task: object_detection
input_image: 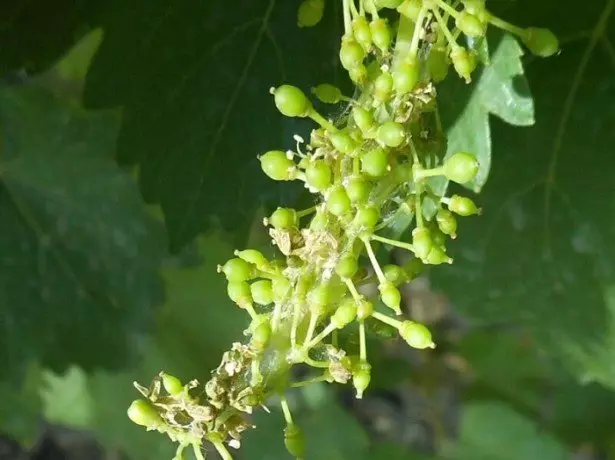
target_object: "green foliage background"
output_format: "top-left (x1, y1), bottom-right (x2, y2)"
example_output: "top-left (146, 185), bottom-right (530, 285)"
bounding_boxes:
top-left (1, 0), bottom-right (615, 458)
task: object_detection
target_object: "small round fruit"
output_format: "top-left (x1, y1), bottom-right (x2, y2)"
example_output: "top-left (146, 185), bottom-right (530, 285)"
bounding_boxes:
top-left (443, 152), bottom-right (479, 184)
top-left (234, 249), bottom-right (269, 270)
top-left (269, 207), bottom-right (298, 229)
top-left (448, 194), bottom-right (481, 216)
top-left (398, 320), bottom-right (435, 349)
top-left (374, 71), bottom-right (394, 102)
top-left (352, 16), bottom-right (373, 50)
top-left (412, 227), bottom-right (432, 260)
top-left (311, 83), bottom-right (343, 103)
top-left (352, 361), bottom-right (371, 398)
top-left (336, 253), bottom-right (359, 279)
top-left (352, 106), bottom-right (375, 134)
top-left (450, 47), bottom-right (477, 82)
top-left (250, 279), bottom-right (274, 305)
top-left (428, 47), bottom-right (450, 82)
top-left (397, 0), bottom-right (422, 20)
top-left (306, 160), bottom-right (332, 191)
top-left (383, 264), bottom-right (407, 286)
top-left (370, 18), bottom-right (392, 52)
top-left (379, 282), bottom-right (401, 313)
top-left (297, 0), bottom-right (325, 27)
top-left (227, 280), bottom-right (253, 307)
top-left (329, 131), bottom-right (357, 155)
top-left (522, 27), bottom-right (559, 57)
top-left (251, 319), bottom-right (271, 350)
top-left (456, 11), bottom-right (486, 37)
top-left (356, 299), bottom-right (374, 320)
top-left (377, 121), bottom-right (405, 147)
top-left (436, 208), bottom-right (457, 237)
top-left (393, 58), bottom-right (419, 94)
top-left (354, 206), bottom-right (380, 230)
top-left (327, 186), bottom-right (352, 216)
top-left (127, 399), bottom-right (162, 428)
top-left (259, 150), bottom-right (295, 181)
top-left (273, 85), bottom-right (312, 117)
top-left (346, 175), bottom-right (372, 203)
top-left (220, 257), bottom-right (254, 282)
top-left (272, 276), bottom-right (292, 301)
top-left (160, 372), bottom-right (183, 395)
top-left (361, 147), bottom-right (389, 177)
top-left (340, 37), bottom-right (366, 70)
top-left (332, 297), bottom-right (358, 329)
top-left (426, 245), bottom-right (452, 265)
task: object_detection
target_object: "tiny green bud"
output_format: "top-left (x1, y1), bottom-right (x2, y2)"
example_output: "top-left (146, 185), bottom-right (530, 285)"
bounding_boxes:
top-left (269, 207), bottom-right (298, 229)
top-left (379, 282), bottom-right (402, 314)
top-left (336, 253), bottom-right (359, 279)
top-left (377, 121), bottom-right (405, 147)
top-left (352, 16), bottom-right (373, 51)
top-left (370, 18), bottom-right (392, 53)
top-left (234, 249), bottom-right (270, 270)
top-left (448, 194), bottom-right (481, 216)
top-left (361, 147), bottom-right (389, 177)
top-left (260, 150), bottom-right (295, 181)
top-left (522, 27), bottom-right (559, 57)
top-left (397, 0), bottom-right (422, 21)
top-left (352, 106), bottom-right (375, 134)
top-left (345, 175), bottom-right (372, 203)
top-left (398, 320), bottom-right (435, 349)
top-left (311, 83), bottom-right (344, 103)
top-left (444, 152), bottom-right (479, 184)
top-left (220, 258), bottom-right (254, 282)
top-left (354, 206), bottom-right (380, 231)
top-left (272, 276), bottom-right (292, 301)
top-left (327, 186), bottom-right (352, 216)
top-left (412, 227), bottom-right (432, 260)
top-left (353, 361), bottom-right (371, 398)
top-left (306, 159), bottom-right (332, 191)
top-left (374, 70), bottom-right (394, 102)
top-left (450, 47), bottom-right (477, 82)
top-left (251, 319), bottom-right (272, 350)
top-left (329, 130), bottom-right (357, 155)
top-left (393, 58), bottom-right (419, 94)
top-left (356, 299), bottom-right (374, 320)
top-left (436, 208), bottom-right (457, 237)
top-left (425, 245), bottom-right (452, 265)
top-left (250, 279), bottom-right (274, 305)
top-left (340, 36), bottom-right (366, 71)
top-left (127, 399), bottom-right (162, 428)
top-left (383, 264), bottom-right (408, 286)
top-left (331, 297), bottom-right (358, 329)
top-left (456, 11), bottom-right (486, 37)
top-left (227, 280), bottom-right (253, 307)
top-left (273, 85), bottom-right (312, 117)
top-left (160, 372), bottom-right (183, 395)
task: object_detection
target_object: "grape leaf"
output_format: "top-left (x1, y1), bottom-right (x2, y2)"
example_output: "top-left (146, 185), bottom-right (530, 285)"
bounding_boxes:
top-left (432, 0), bottom-right (615, 388)
top-left (0, 85), bottom-right (165, 377)
top-left (84, 0), bottom-right (346, 252)
top-left (40, 366), bottom-right (93, 428)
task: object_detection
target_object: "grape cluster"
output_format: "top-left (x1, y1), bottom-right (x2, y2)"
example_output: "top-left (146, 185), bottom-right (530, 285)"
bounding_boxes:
top-left (127, 1), bottom-right (557, 459)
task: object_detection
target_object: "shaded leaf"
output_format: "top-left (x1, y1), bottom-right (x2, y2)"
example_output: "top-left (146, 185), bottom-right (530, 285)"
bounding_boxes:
top-left (40, 366), bottom-right (93, 428)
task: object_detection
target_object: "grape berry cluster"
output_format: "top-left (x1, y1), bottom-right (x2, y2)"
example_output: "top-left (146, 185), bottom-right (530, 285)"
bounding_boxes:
top-left (127, 1), bottom-right (557, 459)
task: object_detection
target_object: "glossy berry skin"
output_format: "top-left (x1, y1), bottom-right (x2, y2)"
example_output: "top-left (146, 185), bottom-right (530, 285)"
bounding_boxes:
top-left (273, 85), bottom-right (312, 118)
top-left (340, 37), bottom-right (366, 70)
top-left (127, 399), bottom-right (162, 428)
top-left (448, 194), bottom-right (480, 216)
top-left (260, 150), bottom-right (295, 181)
top-left (227, 281), bottom-right (253, 307)
top-left (345, 175), bottom-right (372, 203)
top-left (398, 321), bottom-right (434, 349)
top-left (311, 83), bottom-right (343, 103)
top-left (306, 160), bottom-right (332, 191)
top-left (377, 121), bottom-right (405, 147)
top-left (444, 152), bottom-right (479, 184)
top-left (297, 0), bottom-right (324, 27)
top-left (393, 59), bottom-right (419, 94)
top-left (354, 206), bottom-right (380, 231)
top-left (221, 258), bottom-right (254, 282)
top-left (327, 186), bottom-right (352, 216)
top-left (250, 279), bottom-right (274, 305)
top-left (269, 207), bottom-right (298, 229)
top-left (523, 28), bottom-right (559, 57)
top-left (160, 372), bottom-right (183, 395)
top-left (361, 147), bottom-right (389, 177)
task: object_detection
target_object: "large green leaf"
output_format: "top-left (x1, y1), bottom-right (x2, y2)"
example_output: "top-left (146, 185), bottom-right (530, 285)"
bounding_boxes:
top-left (0, 85), bottom-right (165, 377)
top-left (84, 0), bottom-right (346, 252)
top-left (432, 0), bottom-right (615, 388)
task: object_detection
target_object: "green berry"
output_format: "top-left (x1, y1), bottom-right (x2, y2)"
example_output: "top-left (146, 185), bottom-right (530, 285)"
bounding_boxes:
top-left (352, 106), bottom-right (375, 134)
top-left (311, 83), bottom-right (344, 103)
top-left (329, 131), bottom-right (357, 155)
top-left (425, 245), bottom-right (452, 265)
top-left (234, 249), bottom-right (269, 270)
top-left (397, 0), bottom-right (422, 21)
top-left (160, 372), bottom-right (183, 395)
top-left (269, 207), bottom-right (298, 229)
top-left (412, 227), bottom-right (432, 260)
top-left (379, 282), bottom-right (401, 314)
top-left (272, 276), bottom-right (292, 301)
top-left (356, 299), bottom-right (374, 320)
top-left (374, 71), bottom-right (394, 102)
top-left (361, 147), bottom-right (389, 177)
top-left (327, 186), bottom-right (352, 216)
top-left (297, 0), bottom-right (324, 27)
top-left (354, 206), bottom-right (380, 231)
top-left (259, 150), bottom-right (295, 181)
top-left (348, 65), bottom-right (368, 84)
top-left (456, 11), bottom-right (486, 37)
top-left (370, 18), bottom-right (392, 53)
top-left (309, 211), bottom-right (329, 231)
top-left (353, 361), bottom-right (371, 398)
top-left (307, 283), bottom-right (331, 309)
top-left (462, 0), bottom-right (486, 15)
top-left (345, 175), bottom-right (372, 203)
top-left (398, 320), bottom-right (434, 349)
top-left (375, 0), bottom-right (404, 8)
top-left (227, 280), bottom-right (253, 307)
top-left (431, 227), bottom-right (446, 248)
top-left (448, 194), bottom-right (480, 216)
top-left (393, 58), bottom-right (419, 94)
top-left (331, 297), bottom-right (358, 329)
top-left (306, 159), bottom-right (332, 191)
top-left (436, 208), bottom-right (457, 237)
top-left (220, 257), bottom-right (254, 282)
top-left (352, 16), bottom-right (373, 51)
top-left (428, 47), bottom-right (450, 82)
top-left (284, 424), bottom-right (306, 458)
top-left (273, 85), bottom-right (312, 117)
top-left (336, 253), bottom-right (359, 279)
top-left (340, 36), bottom-right (366, 70)
top-left (450, 47), bottom-right (477, 82)
top-left (383, 264), bottom-right (407, 286)
top-left (251, 319), bottom-right (271, 350)
top-left (127, 399), bottom-right (162, 428)
top-left (250, 279), bottom-right (274, 305)
top-left (403, 257), bottom-right (424, 279)
top-left (522, 28), bottom-right (559, 57)
top-left (444, 152), bottom-right (479, 184)
top-left (377, 121), bottom-right (405, 147)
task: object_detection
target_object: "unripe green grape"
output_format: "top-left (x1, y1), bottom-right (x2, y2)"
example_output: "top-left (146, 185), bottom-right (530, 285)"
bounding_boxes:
top-left (377, 121), bottom-right (405, 147)
top-left (450, 47), bottom-right (477, 82)
top-left (221, 258), bottom-right (254, 282)
top-left (329, 131), bottom-right (357, 155)
top-left (127, 399), bottom-right (162, 428)
top-left (427, 47), bottom-right (450, 82)
top-left (160, 372), bottom-right (183, 395)
top-left (398, 320), bottom-right (434, 349)
top-left (448, 194), bottom-right (480, 216)
top-left (251, 319), bottom-right (271, 350)
top-left (331, 297), bottom-right (358, 329)
top-left (373, 71), bottom-right (394, 102)
top-left (235, 249), bottom-right (269, 270)
top-left (348, 65), bottom-right (368, 84)
top-left (383, 264), bottom-right (408, 286)
top-left (272, 276), bottom-right (292, 301)
top-left (355, 205), bottom-right (380, 230)
top-left (352, 106), bottom-right (375, 134)
top-left (462, 0), bottom-right (486, 15)
top-left (227, 280), bottom-right (253, 307)
top-left (379, 282), bottom-right (401, 313)
top-left (522, 28), bottom-right (559, 57)
top-left (436, 208), bottom-right (457, 237)
top-left (273, 85), bottom-right (312, 117)
top-left (412, 227), bottom-right (432, 260)
top-left (356, 299), bottom-right (374, 320)
top-left (306, 159), bottom-right (332, 191)
top-left (308, 283), bottom-right (331, 310)
top-left (297, 0), bottom-right (324, 27)
top-left (430, 227), bottom-right (446, 248)
top-left (336, 253), bottom-right (359, 279)
top-left (309, 211), bottom-right (329, 231)
top-left (353, 361), bottom-right (371, 398)
top-left (311, 83), bottom-right (343, 104)
top-left (352, 16), bottom-right (373, 51)
top-left (361, 147), bottom-right (389, 177)
top-left (456, 11), bottom-right (486, 37)
top-left (259, 150), bottom-right (295, 181)
top-left (444, 152), bottom-right (479, 184)
top-left (393, 58), bottom-right (419, 94)
top-left (397, 0), bottom-right (422, 20)
top-left (370, 18), bottom-right (392, 53)
top-left (250, 279), bottom-right (274, 305)
top-left (284, 424), bottom-right (306, 457)
top-left (425, 245), bottom-right (452, 265)
top-left (340, 36), bottom-right (366, 71)
top-left (375, 0), bottom-right (403, 8)
top-left (345, 175), bottom-right (371, 203)
top-left (269, 207), bottom-right (298, 229)
top-left (327, 186), bottom-right (352, 216)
